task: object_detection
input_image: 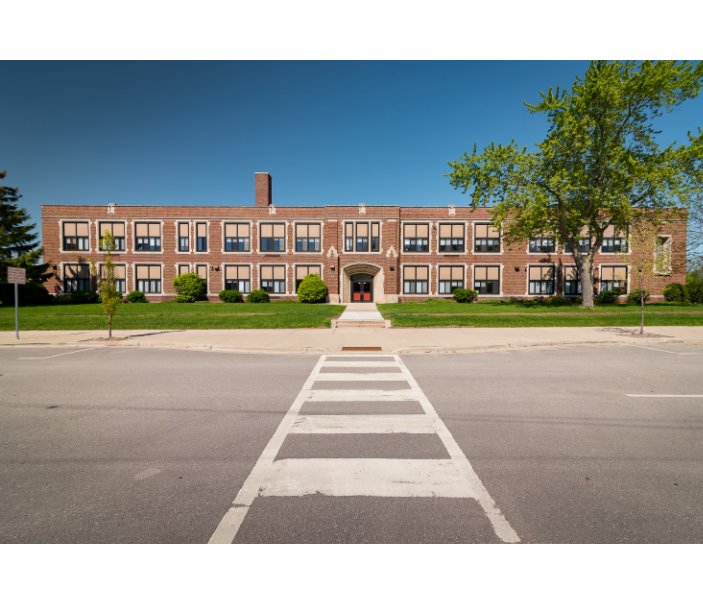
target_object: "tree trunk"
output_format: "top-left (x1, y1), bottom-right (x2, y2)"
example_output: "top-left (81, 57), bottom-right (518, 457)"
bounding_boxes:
top-left (580, 256), bottom-right (595, 308)
top-left (640, 292), bottom-right (645, 335)
top-left (108, 314), bottom-right (112, 339)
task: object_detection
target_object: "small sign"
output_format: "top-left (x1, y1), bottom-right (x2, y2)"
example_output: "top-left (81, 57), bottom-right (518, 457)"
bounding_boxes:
top-left (7, 267), bottom-right (26, 285)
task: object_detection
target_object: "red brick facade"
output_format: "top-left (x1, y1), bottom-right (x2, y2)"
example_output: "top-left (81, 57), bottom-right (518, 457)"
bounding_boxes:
top-left (41, 173), bottom-right (688, 302)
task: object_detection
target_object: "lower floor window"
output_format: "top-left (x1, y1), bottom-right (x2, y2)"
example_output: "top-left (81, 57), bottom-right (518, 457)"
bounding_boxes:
top-left (63, 263), bottom-right (91, 293)
top-left (224, 265), bottom-right (251, 293)
top-left (261, 279), bottom-right (285, 294)
top-left (438, 265), bottom-right (464, 294)
top-left (600, 265), bottom-right (628, 293)
top-left (295, 265), bottom-right (322, 291)
top-left (528, 265), bottom-right (555, 295)
top-left (226, 279), bottom-right (250, 293)
top-left (137, 279), bottom-right (161, 293)
top-left (260, 265), bottom-right (286, 294)
top-left (473, 265), bottom-right (500, 295)
top-left (135, 265), bottom-right (162, 294)
top-left (403, 265), bottom-right (429, 294)
top-left (563, 266), bottom-right (582, 295)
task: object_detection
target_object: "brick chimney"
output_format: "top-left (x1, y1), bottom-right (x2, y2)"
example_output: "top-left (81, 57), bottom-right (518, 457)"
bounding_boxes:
top-left (255, 172), bottom-right (272, 207)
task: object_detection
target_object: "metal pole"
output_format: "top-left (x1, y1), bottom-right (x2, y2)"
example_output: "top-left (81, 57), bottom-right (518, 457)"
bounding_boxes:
top-left (15, 282), bottom-right (19, 339)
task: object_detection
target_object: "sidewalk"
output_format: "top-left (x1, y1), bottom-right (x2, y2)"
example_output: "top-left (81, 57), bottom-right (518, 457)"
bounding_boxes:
top-left (2, 325), bottom-right (702, 354)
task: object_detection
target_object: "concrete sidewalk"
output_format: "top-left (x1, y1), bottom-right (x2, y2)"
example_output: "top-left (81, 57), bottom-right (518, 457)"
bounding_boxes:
top-left (2, 325), bottom-right (703, 355)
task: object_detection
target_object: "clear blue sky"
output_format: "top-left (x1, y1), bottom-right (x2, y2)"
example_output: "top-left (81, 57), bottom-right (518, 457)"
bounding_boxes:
top-left (2, 61), bottom-right (702, 236)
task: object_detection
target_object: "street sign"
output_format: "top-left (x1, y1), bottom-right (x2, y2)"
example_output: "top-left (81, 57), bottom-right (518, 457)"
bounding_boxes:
top-left (7, 267), bottom-right (26, 285)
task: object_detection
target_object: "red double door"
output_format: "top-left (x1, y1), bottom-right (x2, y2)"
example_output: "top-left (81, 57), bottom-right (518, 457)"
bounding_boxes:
top-left (351, 274), bottom-right (373, 302)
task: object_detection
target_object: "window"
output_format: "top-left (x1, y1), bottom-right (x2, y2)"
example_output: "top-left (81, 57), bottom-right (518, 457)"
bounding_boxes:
top-left (63, 263), bottom-right (91, 293)
top-left (344, 222), bottom-right (380, 252)
top-left (224, 223), bottom-right (250, 252)
top-left (403, 223), bottom-right (430, 253)
top-left (135, 264), bottom-right (162, 293)
top-left (260, 223), bottom-right (286, 252)
top-left (177, 222), bottom-right (190, 252)
top-left (196, 222), bottom-right (208, 252)
top-left (529, 235), bottom-right (555, 254)
top-left (655, 235), bottom-right (672, 275)
top-left (99, 263), bottom-right (127, 294)
top-left (438, 224), bottom-right (465, 253)
top-left (224, 265), bottom-right (251, 293)
top-left (528, 265), bottom-right (555, 295)
top-left (474, 265), bottom-right (500, 295)
top-left (260, 265), bottom-right (286, 293)
top-left (98, 222), bottom-right (126, 251)
top-left (135, 223), bottom-right (161, 252)
top-left (403, 265), bottom-right (429, 294)
top-left (474, 224), bottom-right (501, 253)
top-left (600, 266), bottom-right (628, 293)
top-left (196, 264), bottom-right (208, 291)
top-left (62, 222), bottom-right (89, 251)
top-left (601, 226), bottom-right (628, 253)
top-left (564, 237), bottom-right (590, 253)
top-left (177, 263), bottom-right (190, 276)
top-left (563, 266), bottom-right (582, 296)
top-left (438, 265), bottom-right (464, 294)
top-left (295, 223), bottom-right (322, 252)
top-left (295, 265), bottom-right (322, 291)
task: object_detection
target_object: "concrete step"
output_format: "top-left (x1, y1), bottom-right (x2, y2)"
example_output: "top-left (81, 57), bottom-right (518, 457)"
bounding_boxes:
top-left (334, 319), bottom-right (388, 328)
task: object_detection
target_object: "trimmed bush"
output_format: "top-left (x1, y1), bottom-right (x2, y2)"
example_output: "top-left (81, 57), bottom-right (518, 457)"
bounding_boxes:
top-left (0, 283), bottom-right (52, 306)
top-left (247, 289), bottom-right (270, 303)
top-left (663, 283), bottom-right (687, 303)
top-left (219, 289), bottom-right (244, 303)
top-left (686, 274), bottom-right (703, 304)
top-left (173, 272), bottom-right (206, 303)
top-left (125, 290), bottom-right (148, 303)
top-left (453, 288), bottom-right (477, 303)
top-left (545, 295), bottom-right (571, 306)
top-left (71, 291), bottom-right (99, 304)
top-left (626, 289), bottom-right (650, 305)
top-left (596, 289), bottom-right (620, 304)
top-left (297, 274), bottom-right (328, 303)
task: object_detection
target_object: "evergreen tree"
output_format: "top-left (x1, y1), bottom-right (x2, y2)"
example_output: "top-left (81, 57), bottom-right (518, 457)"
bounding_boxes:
top-left (0, 171), bottom-right (50, 283)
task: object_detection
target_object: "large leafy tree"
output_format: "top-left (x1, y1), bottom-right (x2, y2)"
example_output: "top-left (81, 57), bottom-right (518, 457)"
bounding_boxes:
top-left (0, 171), bottom-right (50, 284)
top-left (448, 61), bottom-right (703, 307)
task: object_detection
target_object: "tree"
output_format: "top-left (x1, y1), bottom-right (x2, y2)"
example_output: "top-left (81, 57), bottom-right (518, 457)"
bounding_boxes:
top-left (95, 232), bottom-right (122, 338)
top-left (625, 218), bottom-right (660, 334)
top-left (173, 272), bottom-right (206, 303)
top-left (448, 61), bottom-right (703, 307)
top-left (0, 171), bottom-right (50, 284)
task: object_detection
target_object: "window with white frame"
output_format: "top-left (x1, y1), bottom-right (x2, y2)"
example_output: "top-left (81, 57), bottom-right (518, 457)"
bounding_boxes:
top-left (295, 265), bottom-right (322, 291)
top-left (474, 223), bottom-right (501, 253)
top-left (224, 223), bottom-right (250, 252)
top-left (98, 222), bottom-right (126, 251)
top-left (135, 264), bottom-right (162, 293)
top-left (177, 222), bottom-right (190, 252)
top-left (655, 235), bottom-right (672, 275)
top-left (403, 265), bottom-right (429, 294)
top-left (62, 222), bottom-right (90, 251)
top-left (563, 265), bottom-right (582, 296)
top-left (63, 263), bottom-right (91, 293)
top-left (529, 235), bottom-right (555, 254)
top-left (438, 265), bottom-right (464, 294)
top-left (601, 225), bottom-right (628, 253)
top-left (474, 265), bottom-right (500, 295)
top-left (177, 263), bottom-right (190, 276)
top-left (260, 223), bottom-right (286, 252)
top-left (196, 263), bottom-right (208, 290)
top-left (345, 222), bottom-right (380, 252)
top-left (438, 224), bottom-right (464, 253)
top-left (600, 266), bottom-right (628, 293)
top-left (403, 223), bottom-right (430, 253)
top-left (260, 265), bottom-right (286, 293)
top-left (195, 222), bottom-right (208, 252)
top-left (224, 265), bottom-right (250, 293)
top-left (295, 223), bottom-right (322, 252)
top-left (135, 223), bottom-right (161, 252)
top-left (99, 263), bottom-right (127, 294)
top-left (528, 265), bottom-right (555, 295)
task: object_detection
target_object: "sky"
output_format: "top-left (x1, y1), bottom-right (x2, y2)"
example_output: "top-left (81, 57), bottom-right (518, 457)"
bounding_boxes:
top-left (2, 61), bottom-right (702, 239)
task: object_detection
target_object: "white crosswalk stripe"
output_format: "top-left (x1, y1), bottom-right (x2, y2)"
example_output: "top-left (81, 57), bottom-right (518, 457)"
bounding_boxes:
top-left (208, 353), bottom-right (519, 544)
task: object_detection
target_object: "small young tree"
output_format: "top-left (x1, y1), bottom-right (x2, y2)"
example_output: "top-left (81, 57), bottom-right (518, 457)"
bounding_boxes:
top-left (95, 232), bottom-right (122, 338)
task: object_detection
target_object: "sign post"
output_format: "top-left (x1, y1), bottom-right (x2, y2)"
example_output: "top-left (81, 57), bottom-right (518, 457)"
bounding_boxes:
top-left (7, 267), bottom-right (26, 340)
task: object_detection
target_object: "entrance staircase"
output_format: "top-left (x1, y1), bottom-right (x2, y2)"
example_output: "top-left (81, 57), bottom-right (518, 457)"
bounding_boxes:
top-left (333, 303), bottom-right (389, 328)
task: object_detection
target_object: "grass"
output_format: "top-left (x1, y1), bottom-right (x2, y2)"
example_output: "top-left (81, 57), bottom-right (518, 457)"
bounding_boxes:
top-left (0, 301), bottom-right (345, 330)
top-left (377, 299), bottom-right (703, 328)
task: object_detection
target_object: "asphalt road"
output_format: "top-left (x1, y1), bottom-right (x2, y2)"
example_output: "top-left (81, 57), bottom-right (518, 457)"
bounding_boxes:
top-left (1, 341), bottom-right (701, 543)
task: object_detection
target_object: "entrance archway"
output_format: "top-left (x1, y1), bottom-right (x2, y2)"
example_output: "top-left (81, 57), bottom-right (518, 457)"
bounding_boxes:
top-left (350, 273), bottom-right (374, 302)
top-left (342, 263), bottom-right (385, 303)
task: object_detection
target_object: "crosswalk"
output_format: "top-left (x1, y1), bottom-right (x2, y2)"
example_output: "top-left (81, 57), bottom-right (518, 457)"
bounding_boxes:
top-left (208, 354), bottom-right (519, 543)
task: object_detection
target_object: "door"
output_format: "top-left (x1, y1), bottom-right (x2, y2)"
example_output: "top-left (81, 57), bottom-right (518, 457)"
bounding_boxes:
top-left (351, 274), bottom-right (373, 302)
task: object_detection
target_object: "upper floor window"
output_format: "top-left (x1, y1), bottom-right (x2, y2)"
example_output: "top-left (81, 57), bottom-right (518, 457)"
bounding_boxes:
top-left (601, 226), bottom-right (628, 253)
top-left (529, 235), bottom-right (556, 254)
top-left (344, 222), bottom-right (380, 253)
top-left (196, 222), bottom-right (208, 252)
top-left (62, 222), bottom-right (89, 251)
top-left (98, 222), bottom-right (126, 252)
top-left (600, 265), bottom-right (628, 293)
top-left (260, 223), bottom-right (286, 252)
top-left (224, 265), bottom-right (251, 293)
top-left (474, 223), bottom-right (501, 253)
top-left (403, 223), bottom-right (430, 253)
top-left (563, 266), bottom-right (582, 296)
top-left (438, 265), bottom-right (464, 294)
top-left (438, 224), bottom-right (465, 253)
top-left (295, 223), bottom-right (322, 252)
top-left (528, 265), bottom-right (555, 295)
top-left (403, 265), bottom-right (429, 294)
top-left (295, 265), bottom-right (322, 291)
top-left (564, 237), bottom-right (591, 254)
top-left (135, 222), bottom-right (161, 252)
top-left (135, 264), bottom-right (162, 293)
top-left (177, 222), bottom-right (190, 252)
top-left (224, 223), bottom-right (250, 252)
top-left (260, 264), bottom-right (286, 293)
top-left (474, 265), bottom-right (500, 295)
top-left (63, 263), bottom-right (91, 293)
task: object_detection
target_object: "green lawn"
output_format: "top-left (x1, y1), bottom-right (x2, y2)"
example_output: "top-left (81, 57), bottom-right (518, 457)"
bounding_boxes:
top-left (377, 300), bottom-right (703, 327)
top-left (0, 301), bottom-right (345, 330)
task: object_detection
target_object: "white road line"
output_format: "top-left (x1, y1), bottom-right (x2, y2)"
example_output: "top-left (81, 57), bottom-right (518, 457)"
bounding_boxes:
top-left (18, 347), bottom-right (101, 360)
top-left (626, 394), bottom-right (703, 398)
top-left (260, 459), bottom-right (476, 498)
top-left (620, 343), bottom-right (701, 355)
top-left (290, 414), bottom-right (437, 434)
top-left (306, 389), bottom-right (419, 401)
top-left (313, 372), bottom-right (409, 381)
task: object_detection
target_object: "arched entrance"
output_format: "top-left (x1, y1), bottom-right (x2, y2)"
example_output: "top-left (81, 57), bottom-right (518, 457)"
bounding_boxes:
top-left (350, 273), bottom-right (374, 302)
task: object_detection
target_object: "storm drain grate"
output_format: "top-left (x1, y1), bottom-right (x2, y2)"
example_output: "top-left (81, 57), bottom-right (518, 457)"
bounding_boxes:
top-left (340, 346), bottom-right (383, 352)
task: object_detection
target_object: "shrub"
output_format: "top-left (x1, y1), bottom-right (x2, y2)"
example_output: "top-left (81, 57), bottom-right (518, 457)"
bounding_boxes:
top-left (453, 288), bottom-right (477, 303)
top-left (297, 274), bottom-right (328, 303)
top-left (219, 289), bottom-right (244, 303)
top-left (71, 291), bottom-right (99, 304)
top-left (247, 289), bottom-right (270, 303)
top-left (627, 289), bottom-right (650, 305)
top-left (0, 283), bottom-right (52, 306)
top-left (173, 272), bottom-right (206, 303)
top-left (125, 290), bottom-right (148, 303)
top-left (663, 283), bottom-right (687, 303)
top-left (545, 295), bottom-right (571, 306)
top-left (686, 274), bottom-right (703, 304)
top-left (596, 289), bottom-right (620, 304)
